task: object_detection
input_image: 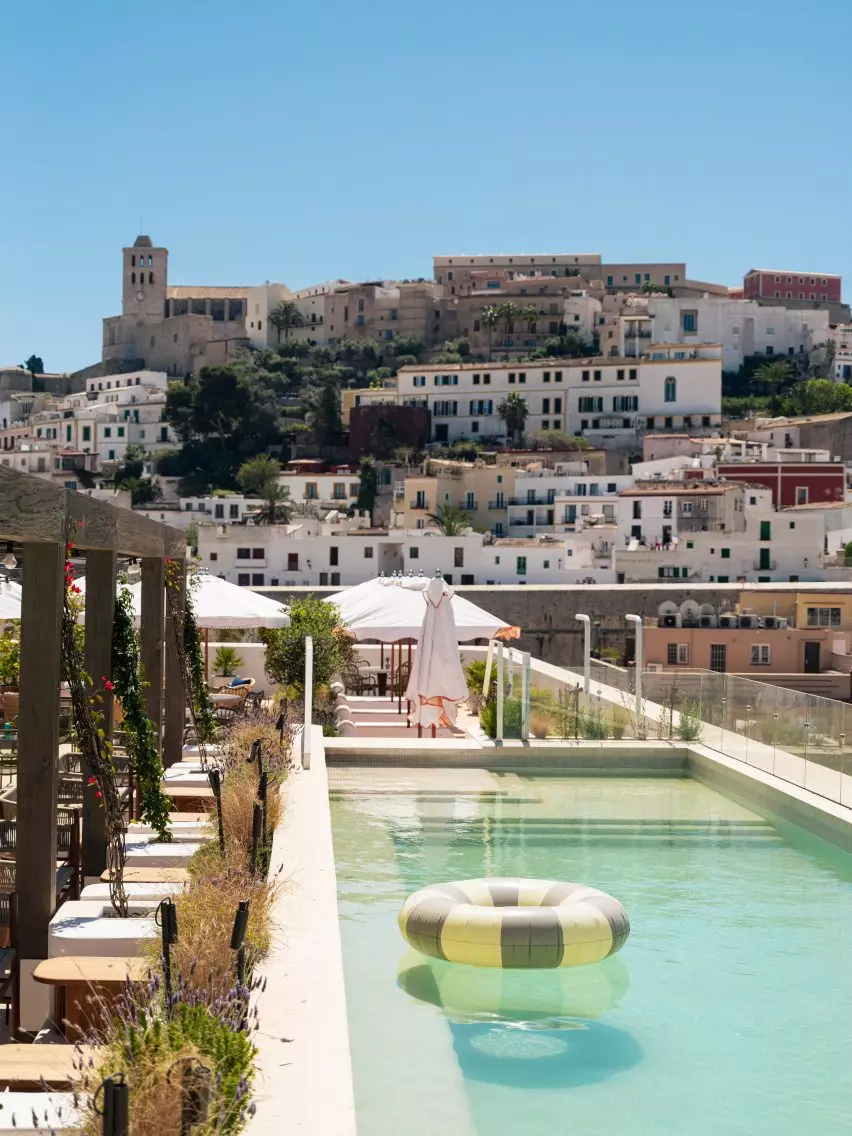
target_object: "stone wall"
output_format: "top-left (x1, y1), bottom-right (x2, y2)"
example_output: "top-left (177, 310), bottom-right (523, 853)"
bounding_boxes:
top-left (255, 582), bottom-right (760, 666)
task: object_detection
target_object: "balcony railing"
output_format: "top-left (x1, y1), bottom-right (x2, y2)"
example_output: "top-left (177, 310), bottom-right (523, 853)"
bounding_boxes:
top-left (488, 500), bottom-right (507, 510)
top-left (410, 500), bottom-right (429, 509)
top-left (624, 328), bottom-right (652, 339)
top-left (508, 496), bottom-right (555, 506)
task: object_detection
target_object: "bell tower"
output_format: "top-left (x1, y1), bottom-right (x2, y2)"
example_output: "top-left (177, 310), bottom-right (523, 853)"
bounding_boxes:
top-left (122, 235), bottom-right (168, 319)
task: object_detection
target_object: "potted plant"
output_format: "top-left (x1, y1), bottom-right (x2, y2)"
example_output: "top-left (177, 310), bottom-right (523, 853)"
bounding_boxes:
top-left (0, 626), bottom-right (19, 691)
top-left (214, 646), bottom-right (245, 678)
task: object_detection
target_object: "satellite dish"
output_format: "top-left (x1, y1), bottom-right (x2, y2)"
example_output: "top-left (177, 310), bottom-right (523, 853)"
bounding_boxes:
top-left (699, 603), bottom-right (716, 618)
top-left (658, 600), bottom-right (678, 618)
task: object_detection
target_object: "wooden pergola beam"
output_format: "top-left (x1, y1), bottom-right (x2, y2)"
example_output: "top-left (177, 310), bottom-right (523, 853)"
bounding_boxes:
top-left (0, 466), bottom-right (183, 557)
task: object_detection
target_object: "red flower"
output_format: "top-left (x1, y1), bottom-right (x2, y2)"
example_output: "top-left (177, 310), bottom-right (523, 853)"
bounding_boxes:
top-left (104, 680), bottom-right (114, 691)
top-left (87, 776), bottom-right (97, 786)
top-left (71, 585), bottom-right (81, 595)
top-left (95, 790), bottom-right (102, 799)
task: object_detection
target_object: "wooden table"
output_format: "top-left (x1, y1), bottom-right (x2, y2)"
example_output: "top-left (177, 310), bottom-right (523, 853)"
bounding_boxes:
top-left (34, 956), bottom-right (150, 1040)
top-left (0, 1042), bottom-right (93, 1089)
top-left (100, 866), bottom-right (189, 883)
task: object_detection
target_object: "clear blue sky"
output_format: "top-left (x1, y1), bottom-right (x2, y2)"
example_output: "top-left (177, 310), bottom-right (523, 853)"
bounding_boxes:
top-left (2, 0), bottom-right (850, 372)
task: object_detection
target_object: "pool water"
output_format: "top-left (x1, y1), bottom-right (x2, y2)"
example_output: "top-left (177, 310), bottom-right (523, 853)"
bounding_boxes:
top-left (331, 770), bottom-right (852, 1136)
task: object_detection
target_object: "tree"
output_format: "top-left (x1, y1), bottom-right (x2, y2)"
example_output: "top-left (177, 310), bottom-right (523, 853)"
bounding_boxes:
top-left (783, 378), bottom-right (852, 417)
top-left (480, 305), bottom-right (502, 361)
top-left (268, 300), bottom-right (305, 344)
top-left (23, 354), bottom-right (43, 377)
top-left (257, 483), bottom-right (292, 525)
top-left (519, 304), bottom-right (540, 334)
top-left (260, 595), bottom-right (357, 690)
top-left (237, 454), bottom-right (281, 497)
top-left (304, 379), bottom-right (343, 449)
top-left (356, 456), bottom-right (378, 521)
top-left (426, 504), bottom-right (470, 536)
top-left (529, 429), bottom-right (592, 451)
top-left (751, 360), bottom-right (793, 416)
top-left (497, 391), bottom-right (529, 444)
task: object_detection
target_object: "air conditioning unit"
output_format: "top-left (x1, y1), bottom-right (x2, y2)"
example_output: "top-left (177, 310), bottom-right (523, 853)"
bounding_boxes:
top-left (719, 614), bottom-right (738, 628)
top-left (762, 616), bottom-right (789, 629)
top-left (647, 663), bottom-right (664, 673)
top-left (660, 614), bottom-right (681, 628)
top-left (738, 614), bottom-right (760, 629)
top-left (699, 614), bottom-right (718, 628)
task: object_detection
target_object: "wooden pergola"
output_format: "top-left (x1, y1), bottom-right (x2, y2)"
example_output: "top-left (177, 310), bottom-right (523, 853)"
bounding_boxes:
top-left (0, 467), bottom-right (186, 1023)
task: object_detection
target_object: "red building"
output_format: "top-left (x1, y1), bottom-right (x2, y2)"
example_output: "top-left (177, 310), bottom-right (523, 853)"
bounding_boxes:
top-left (743, 269), bottom-right (841, 303)
top-left (716, 462), bottom-right (845, 508)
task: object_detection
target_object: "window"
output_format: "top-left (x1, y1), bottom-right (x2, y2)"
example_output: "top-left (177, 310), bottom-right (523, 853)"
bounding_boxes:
top-left (613, 395), bottom-right (638, 412)
top-left (103, 427), bottom-right (111, 439)
top-left (329, 546), bottom-right (339, 566)
top-left (237, 547), bottom-right (250, 560)
top-left (617, 368), bottom-right (624, 381)
top-left (629, 368), bottom-right (637, 380)
top-left (287, 553), bottom-right (299, 571)
top-left (806, 607), bottom-right (841, 627)
top-left (682, 311), bottom-right (697, 334)
top-left (410, 547), bottom-right (419, 559)
top-left (607, 275), bottom-right (613, 286)
top-left (237, 574), bottom-right (250, 586)
top-left (747, 643), bottom-right (772, 666)
top-left (252, 548), bottom-right (264, 559)
top-left (664, 376), bottom-right (676, 402)
top-left (593, 370), bottom-right (601, 381)
top-left (582, 370), bottom-right (590, 382)
top-left (251, 573), bottom-right (264, 586)
top-left (518, 372), bottom-right (526, 384)
top-left (579, 396), bottom-right (603, 413)
top-left (508, 373), bottom-right (516, 384)
top-left (554, 371), bottom-right (562, 382)
top-left (542, 398), bottom-right (550, 413)
top-left (516, 556), bottom-right (527, 575)
top-left (681, 500), bottom-right (693, 516)
top-left (667, 643), bottom-right (689, 665)
top-left (721, 548), bottom-right (730, 559)
top-left (664, 416), bottom-right (673, 429)
top-left (760, 520), bottom-right (771, 541)
top-left (364, 546), bottom-right (374, 559)
top-left (710, 644), bottom-right (727, 673)
top-left (453, 547), bottom-right (464, 568)
top-left (796, 486), bottom-right (808, 505)
top-left (117, 427), bottom-right (125, 437)
top-left (543, 372), bottom-right (551, 383)
top-left (214, 503), bottom-right (225, 520)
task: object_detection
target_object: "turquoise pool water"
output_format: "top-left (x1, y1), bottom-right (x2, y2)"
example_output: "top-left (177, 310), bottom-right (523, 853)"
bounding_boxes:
top-left (331, 770), bottom-right (852, 1135)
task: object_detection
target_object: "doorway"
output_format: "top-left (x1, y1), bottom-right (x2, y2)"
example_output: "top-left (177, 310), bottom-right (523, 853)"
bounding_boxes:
top-left (803, 641), bottom-right (821, 674)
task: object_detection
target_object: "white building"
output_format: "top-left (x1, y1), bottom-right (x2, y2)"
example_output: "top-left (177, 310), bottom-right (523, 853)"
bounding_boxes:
top-left (278, 466), bottom-right (361, 507)
top-left (504, 467), bottom-right (633, 536)
top-left (618, 296), bottom-right (831, 371)
top-left (195, 518), bottom-right (616, 587)
top-left (391, 349), bottom-right (722, 447)
top-left (614, 483), bottom-right (827, 583)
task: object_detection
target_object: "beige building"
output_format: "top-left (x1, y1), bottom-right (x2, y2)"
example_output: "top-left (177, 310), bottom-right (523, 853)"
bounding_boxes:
top-left (292, 280), bottom-right (450, 349)
top-left (102, 235), bottom-right (293, 376)
top-left (395, 461), bottom-right (521, 534)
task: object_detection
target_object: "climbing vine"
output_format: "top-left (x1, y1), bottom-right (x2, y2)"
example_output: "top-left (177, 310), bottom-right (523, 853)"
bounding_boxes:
top-left (61, 533), bottom-right (128, 915)
top-left (166, 561), bottom-right (217, 748)
top-left (111, 581), bottom-right (172, 841)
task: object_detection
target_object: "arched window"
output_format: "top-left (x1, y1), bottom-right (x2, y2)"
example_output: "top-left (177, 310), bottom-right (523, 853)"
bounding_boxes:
top-left (148, 255), bottom-right (153, 266)
top-left (131, 255), bottom-right (136, 266)
top-left (664, 376), bottom-right (676, 403)
top-left (131, 272), bottom-right (136, 284)
top-left (149, 272), bottom-right (154, 284)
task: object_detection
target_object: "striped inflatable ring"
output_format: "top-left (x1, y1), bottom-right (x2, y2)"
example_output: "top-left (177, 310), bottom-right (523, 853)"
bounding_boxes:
top-left (398, 877), bottom-right (629, 969)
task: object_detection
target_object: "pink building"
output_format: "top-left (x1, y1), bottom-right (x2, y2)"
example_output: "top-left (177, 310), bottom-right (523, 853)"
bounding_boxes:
top-left (743, 269), bottom-right (841, 303)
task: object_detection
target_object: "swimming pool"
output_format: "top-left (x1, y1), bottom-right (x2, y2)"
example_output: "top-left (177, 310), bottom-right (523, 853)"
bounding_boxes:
top-left (331, 768), bottom-right (852, 1136)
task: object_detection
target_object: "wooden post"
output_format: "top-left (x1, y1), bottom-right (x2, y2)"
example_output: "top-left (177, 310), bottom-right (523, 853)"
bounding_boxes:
top-left (83, 549), bottom-right (116, 877)
top-left (163, 559), bottom-right (185, 768)
top-left (17, 542), bottom-right (64, 1028)
top-left (140, 558), bottom-right (165, 758)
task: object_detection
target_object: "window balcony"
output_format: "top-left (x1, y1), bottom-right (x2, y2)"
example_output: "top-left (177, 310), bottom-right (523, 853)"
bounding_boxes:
top-left (410, 500), bottom-right (429, 510)
top-left (488, 499), bottom-right (507, 510)
top-left (508, 495), bottom-right (552, 506)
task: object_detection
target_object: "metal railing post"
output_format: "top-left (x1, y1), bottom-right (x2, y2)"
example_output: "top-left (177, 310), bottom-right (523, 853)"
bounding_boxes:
top-left (302, 636), bottom-right (313, 770)
top-left (520, 651), bottom-right (531, 740)
top-left (496, 641), bottom-right (504, 744)
top-left (575, 614), bottom-right (591, 696)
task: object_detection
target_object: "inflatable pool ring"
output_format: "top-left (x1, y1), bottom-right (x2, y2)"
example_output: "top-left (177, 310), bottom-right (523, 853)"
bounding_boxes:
top-left (398, 877), bottom-right (629, 969)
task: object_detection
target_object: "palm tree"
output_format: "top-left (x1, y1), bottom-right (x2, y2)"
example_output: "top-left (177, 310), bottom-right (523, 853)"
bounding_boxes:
top-left (519, 304), bottom-right (540, 336)
top-left (426, 504), bottom-right (470, 536)
top-left (268, 300), bottom-right (306, 344)
top-left (497, 391), bottom-right (529, 444)
top-left (258, 484), bottom-right (292, 525)
top-left (751, 360), bottom-right (793, 416)
top-left (480, 305), bottom-right (502, 361)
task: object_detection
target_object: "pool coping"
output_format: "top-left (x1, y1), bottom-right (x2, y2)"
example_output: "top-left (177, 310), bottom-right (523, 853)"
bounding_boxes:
top-left (262, 730), bottom-right (852, 1136)
top-left (248, 726), bottom-right (356, 1136)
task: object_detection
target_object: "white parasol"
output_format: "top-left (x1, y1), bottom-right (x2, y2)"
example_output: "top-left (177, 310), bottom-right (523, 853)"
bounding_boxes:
top-left (404, 576), bottom-right (470, 729)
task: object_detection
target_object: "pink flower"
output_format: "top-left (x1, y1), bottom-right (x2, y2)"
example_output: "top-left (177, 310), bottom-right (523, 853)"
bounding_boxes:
top-left (104, 680), bottom-right (114, 691)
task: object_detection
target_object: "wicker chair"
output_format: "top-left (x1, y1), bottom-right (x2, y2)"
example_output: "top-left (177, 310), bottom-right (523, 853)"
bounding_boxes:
top-left (0, 891), bottom-right (18, 1029)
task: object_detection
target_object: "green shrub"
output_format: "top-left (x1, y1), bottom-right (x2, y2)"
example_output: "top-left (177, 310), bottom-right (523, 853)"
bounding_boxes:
top-left (579, 708), bottom-right (609, 739)
top-left (479, 697), bottom-right (523, 739)
top-left (676, 700), bottom-right (703, 741)
top-left (0, 626), bottom-right (19, 686)
top-left (261, 596), bottom-right (356, 690)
